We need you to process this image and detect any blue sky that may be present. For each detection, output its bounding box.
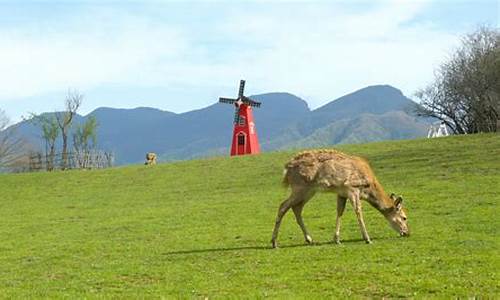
[0,0,498,122]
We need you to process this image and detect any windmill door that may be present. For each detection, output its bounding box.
[237,132,246,155]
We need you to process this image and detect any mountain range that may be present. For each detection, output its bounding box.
[11,85,428,165]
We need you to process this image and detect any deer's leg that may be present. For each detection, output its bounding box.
[292,190,315,244]
[348,190,372,244]
[271,189,310,248]
[334,195,347,244]
[271,196,295,248]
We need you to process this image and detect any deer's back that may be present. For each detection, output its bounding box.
[285,150,375,189]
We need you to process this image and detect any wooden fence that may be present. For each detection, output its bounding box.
[28,150,114,172]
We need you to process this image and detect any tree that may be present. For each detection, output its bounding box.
[0,109,27,171]
[56,90,82,169]
[73,116,98,169]
[414,26,500,134]
[30,114,59,171]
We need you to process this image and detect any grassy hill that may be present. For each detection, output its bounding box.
[0,134,498,297]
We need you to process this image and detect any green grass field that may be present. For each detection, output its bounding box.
[1,134,499,298]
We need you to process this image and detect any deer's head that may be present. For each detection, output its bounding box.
[386,193,409,237]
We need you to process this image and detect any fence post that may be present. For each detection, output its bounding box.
[28,152,43,172]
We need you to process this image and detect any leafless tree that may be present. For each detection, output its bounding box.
[0,109,28,171]
[414,26,500,134]
[56,90,82,170]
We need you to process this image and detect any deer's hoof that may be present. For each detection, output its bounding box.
[305,235,313,244]
[271,240,278,249]
[365,239,373,244]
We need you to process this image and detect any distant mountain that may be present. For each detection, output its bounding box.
[264,85,426,150]
[88,107,177,164]
[10,85,428,165]
[282,111,427,149]
[282,85,418,137]
[315,85,415,118]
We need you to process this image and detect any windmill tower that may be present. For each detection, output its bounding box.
[219,80,261,156]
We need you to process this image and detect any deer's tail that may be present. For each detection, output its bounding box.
[282,168,290,188]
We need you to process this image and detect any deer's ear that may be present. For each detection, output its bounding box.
[390,193,396,200]
[395,196,403,210]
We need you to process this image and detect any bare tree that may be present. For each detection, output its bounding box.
[56,90,82,170]
[0,109,28,171]
[414,26,500,134]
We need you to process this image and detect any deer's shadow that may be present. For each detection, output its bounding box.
[162,237,393,256]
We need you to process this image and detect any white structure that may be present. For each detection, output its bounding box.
[427,121,450,138]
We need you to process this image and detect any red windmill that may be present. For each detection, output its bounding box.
[219,80,261,156]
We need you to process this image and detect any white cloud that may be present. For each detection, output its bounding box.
[192,0,458,105]
[0,0,464,120]
[0,9,187,99]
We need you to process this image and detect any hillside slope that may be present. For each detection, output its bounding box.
[0,134,498,297]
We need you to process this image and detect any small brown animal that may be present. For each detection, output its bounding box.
[145,152,157,165]
[271,149,409,248]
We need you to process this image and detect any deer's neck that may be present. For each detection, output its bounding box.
[366,182,393,215]
[367,197,392,215]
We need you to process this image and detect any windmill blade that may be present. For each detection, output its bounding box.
[248,101,261,108]
[219,97,237,104]
[242,96,261,108]
[233,107,241,124]
[238,80,246,97]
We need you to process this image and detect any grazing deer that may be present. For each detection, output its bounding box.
[271,149,409,248]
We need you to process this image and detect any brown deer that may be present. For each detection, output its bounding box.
[271,149,409,248]
[145,152,157,165]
